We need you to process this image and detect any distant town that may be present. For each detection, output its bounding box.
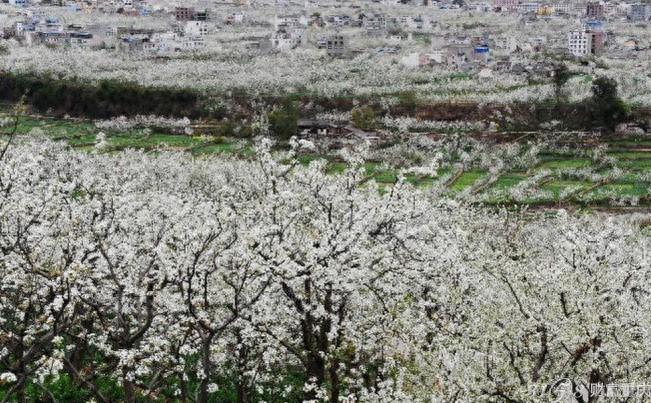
[1,0,648,69]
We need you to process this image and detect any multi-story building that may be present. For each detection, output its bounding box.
[185,21,208,37]
[194,9,209,21]
[553,2,572,14]
[586,2,605,19]
[175,7,209,22]
[568,30,592,56]
[363,13,387,34]
[630,4,650,21]
[328,15,352,27]
[590,30,606,54]
[517,2,541,14]
[537,5,555,16]
[318,35,345,56]
[274,14,307,30]
[175,7,195,21]
[568,29,605,56]
[182,36,205,50]
[493,0,517,12]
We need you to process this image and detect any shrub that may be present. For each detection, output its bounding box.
[397,91,419,114]
[268,100,299,139]
[552,64,571,104]
[588,76,628,131]
[351,106,377,131]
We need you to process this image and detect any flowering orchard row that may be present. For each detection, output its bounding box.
[1,138,651,402]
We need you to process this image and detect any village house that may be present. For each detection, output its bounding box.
[629,4,650,21]
[442,43,475,67]
[141,32,171,53]
[527,36,548,52]
[363,13,387,36]
[429,49,445,63]
[317,34,346,56]
[375,46,399,54]
[326,15,352,27]
[567,30,592,56]
[466,2,492,12]
[401,52,435,67]
[184,21,209,37]
[240,34,273,51]
[274,14,308,30]
[492,55,513,72]
[181,36,206,51]
[552,2,572,15]
[536,5,555,16]
[12,16,102,48]
[517,2,541,14]
[272,27,305,50]
[387,29,411,42]
[307,13,325,28]
[225,12,245,25]
[492,35,517,52]
[297,119,349,137]
[586,1,605,19]
[398,15,424,29]
[567,28,605,56]
[621,38,640,51]
[9,0,29,7]
[493,0,517,12]
[175,7,209,22]
[448,34,472,45]
[175,7,194,21]
[473,45,490,64]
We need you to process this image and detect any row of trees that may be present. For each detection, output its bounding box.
[267,69,631,138]
[0,72,207,119]
[1,136,650,402]
[0,69,635,137]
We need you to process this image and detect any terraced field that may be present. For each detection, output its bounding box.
[4,113,651,207]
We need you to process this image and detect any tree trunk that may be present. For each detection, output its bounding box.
[236,381,249,403]
[17,341,26,403]
[236,331,250,403]
[122,367,136,403]
[198,335,213,403]
[329,362,340,403]
[303,351,326,402]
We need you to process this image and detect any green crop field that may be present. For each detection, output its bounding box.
[3,113,651,207]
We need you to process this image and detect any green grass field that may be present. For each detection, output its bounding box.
[3,114,651,207]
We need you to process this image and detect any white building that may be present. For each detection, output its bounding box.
[226,12,245,24]
[363,13,387,33]
[553,2,572,14]
[493,35,517,52]
[149,32,180,53]
[185,21,208,37]
[401,52,437,67]
[274,14,307,30]
[568,30,592,56]
[183,36,206,50]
